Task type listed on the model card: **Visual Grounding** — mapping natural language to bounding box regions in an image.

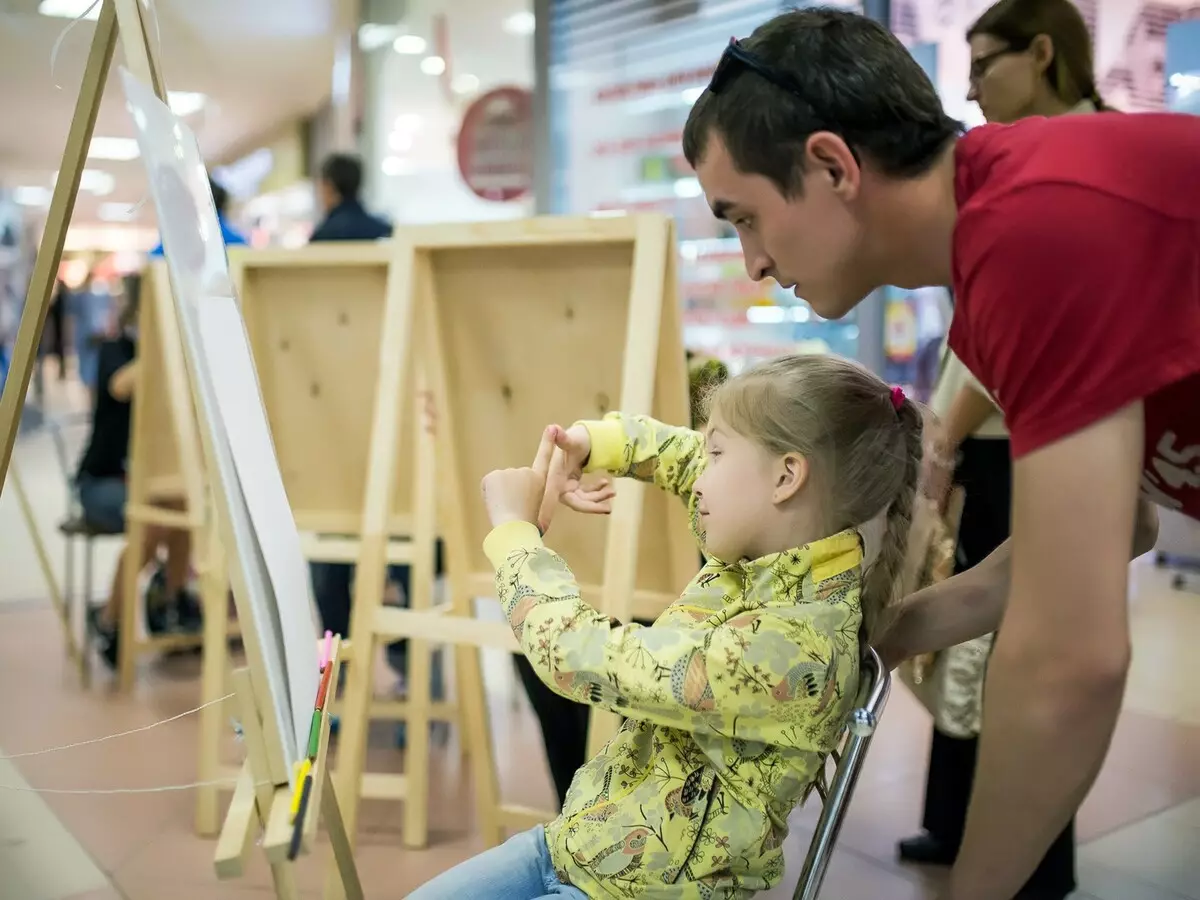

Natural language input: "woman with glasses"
[897,1,1107,897]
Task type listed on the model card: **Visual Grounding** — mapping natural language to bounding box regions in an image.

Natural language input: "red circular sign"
[456,87,534,202]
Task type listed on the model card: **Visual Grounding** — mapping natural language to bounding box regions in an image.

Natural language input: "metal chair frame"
[791,646,892,900]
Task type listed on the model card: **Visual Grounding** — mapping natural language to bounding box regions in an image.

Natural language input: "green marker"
[307,709,321,758]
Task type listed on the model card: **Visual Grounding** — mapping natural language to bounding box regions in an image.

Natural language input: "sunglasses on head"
[709,37,808,100]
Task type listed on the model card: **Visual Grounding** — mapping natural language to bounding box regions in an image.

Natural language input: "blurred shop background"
[3,0,1200,396]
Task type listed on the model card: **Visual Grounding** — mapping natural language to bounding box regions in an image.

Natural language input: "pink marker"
[320,630,333,671]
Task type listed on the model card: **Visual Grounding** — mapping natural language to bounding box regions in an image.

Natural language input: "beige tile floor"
[1,373,1199,899]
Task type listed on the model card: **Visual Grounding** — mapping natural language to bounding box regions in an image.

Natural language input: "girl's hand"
[481,427,558,529]
[538,424,616,534]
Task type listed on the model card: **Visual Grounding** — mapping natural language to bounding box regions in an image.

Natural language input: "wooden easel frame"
[136,263,238,838]
[326,214,694,896]
[214,640,362,900]
[217,245,468,851]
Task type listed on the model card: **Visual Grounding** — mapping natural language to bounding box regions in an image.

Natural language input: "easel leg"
[119,515,147,691]
[322,766,365,900]
[196,524,230,836]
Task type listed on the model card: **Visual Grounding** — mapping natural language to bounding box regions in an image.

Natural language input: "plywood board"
[231,246,415,537]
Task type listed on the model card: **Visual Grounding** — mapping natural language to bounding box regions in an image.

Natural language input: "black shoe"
[144,565,171,634]
[86,606,119,671]
[897,833,957,866]
[174,588,204,633]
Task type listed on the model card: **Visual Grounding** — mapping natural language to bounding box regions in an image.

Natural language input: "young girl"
[412,354,923,899]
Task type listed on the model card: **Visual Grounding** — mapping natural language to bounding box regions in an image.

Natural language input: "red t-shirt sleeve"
[950,182,1200,458]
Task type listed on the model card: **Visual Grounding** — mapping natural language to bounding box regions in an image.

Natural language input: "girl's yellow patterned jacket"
[482,413,865,899]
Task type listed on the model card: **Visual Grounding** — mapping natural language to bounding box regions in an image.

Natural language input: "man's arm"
[941,381,999,448]
[947,403,1143,899]
[878,497,1157,669]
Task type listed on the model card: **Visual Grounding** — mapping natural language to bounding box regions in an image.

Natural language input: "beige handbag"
[897,489,994,739]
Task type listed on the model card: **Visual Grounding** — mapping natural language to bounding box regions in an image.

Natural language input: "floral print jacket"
[481,413,864,899]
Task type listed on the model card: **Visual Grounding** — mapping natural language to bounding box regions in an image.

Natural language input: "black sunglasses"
[706,36,858,162]
[709,37,808,100]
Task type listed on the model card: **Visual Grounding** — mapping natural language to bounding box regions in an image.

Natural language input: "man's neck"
[867,140,960,289]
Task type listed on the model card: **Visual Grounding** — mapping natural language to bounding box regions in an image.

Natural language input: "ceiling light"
[89,136,139,161]
[393,34,427,55]
[388,131,413,151]
[168,91,206,117]
[381,156,413,177]
[358,23,399,52]
[98,202,137,222]
[14,186,51,207]
[393,113,422,131]
[420,55,446,75]
[452,73,480,94]
[37,0,99,20]
[503,11,535,35]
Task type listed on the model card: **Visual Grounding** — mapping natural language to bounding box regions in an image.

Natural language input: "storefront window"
[547,0,863,375]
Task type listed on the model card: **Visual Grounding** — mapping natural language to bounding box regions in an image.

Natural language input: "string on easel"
[0,692,234,760]
[0,777,248,795]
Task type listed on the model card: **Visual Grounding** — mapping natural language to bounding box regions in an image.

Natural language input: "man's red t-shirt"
[950,112,1200,521]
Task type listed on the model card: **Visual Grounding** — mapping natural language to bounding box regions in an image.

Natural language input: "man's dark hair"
[208,178,229,215]
[683,7,962,195]
[320,153,364,203]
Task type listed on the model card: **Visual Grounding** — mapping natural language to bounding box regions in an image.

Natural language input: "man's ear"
[804,131,860,198]
[774,452,809,504]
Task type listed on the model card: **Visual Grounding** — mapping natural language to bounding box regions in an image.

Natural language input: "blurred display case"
[546,0,865,374]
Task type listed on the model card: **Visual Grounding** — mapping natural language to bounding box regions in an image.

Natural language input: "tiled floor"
[2,373,1200,899]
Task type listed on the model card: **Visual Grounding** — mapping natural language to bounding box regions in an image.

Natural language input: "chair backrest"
[790,646,892,900]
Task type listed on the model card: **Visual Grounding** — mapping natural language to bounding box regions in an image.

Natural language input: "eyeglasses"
[969,41,1031,84]
[709,37,808,100]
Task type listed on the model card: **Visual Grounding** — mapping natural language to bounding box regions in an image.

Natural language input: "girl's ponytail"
[860,398,924,645]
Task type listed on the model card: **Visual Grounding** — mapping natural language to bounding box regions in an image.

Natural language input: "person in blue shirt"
[148,177,247,257]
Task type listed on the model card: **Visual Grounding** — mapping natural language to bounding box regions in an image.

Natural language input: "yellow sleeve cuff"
[577,418,627,474]
[482,520,544,570]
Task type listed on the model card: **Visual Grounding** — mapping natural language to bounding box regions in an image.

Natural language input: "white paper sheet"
[119,69,319,778]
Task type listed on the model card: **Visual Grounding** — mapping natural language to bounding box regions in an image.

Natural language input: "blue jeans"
[77,474,127,532]
[408,826,586,899]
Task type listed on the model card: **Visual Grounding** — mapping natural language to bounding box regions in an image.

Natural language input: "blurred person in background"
[149,176,247,257]
[310,153,393,242]
[70,268,115,406]
[79,291,201,669]
[896,1,1108,895]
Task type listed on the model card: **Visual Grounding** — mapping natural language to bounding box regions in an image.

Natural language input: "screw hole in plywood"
[310,383,320,398]
[565,306,575,321]
[596,392,610,414]
[501,384,513,402]
[338,311,349,326]
[280,339,290,352]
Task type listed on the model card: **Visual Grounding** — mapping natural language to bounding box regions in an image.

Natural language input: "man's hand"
[537,423,615,534]
[948,403,1142,898]
[481,426,559,529]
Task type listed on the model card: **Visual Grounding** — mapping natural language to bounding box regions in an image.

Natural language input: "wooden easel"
[135,263,239,838]
[0,0,162,490]
[224,242,466,841]
[214,639,362,900]
[325,213,695,895]
[0,0,233,836]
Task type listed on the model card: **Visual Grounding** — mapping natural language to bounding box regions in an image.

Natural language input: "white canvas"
[119,69,320,780]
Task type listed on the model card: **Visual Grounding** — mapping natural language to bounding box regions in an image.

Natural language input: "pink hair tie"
[890,386,906,411]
